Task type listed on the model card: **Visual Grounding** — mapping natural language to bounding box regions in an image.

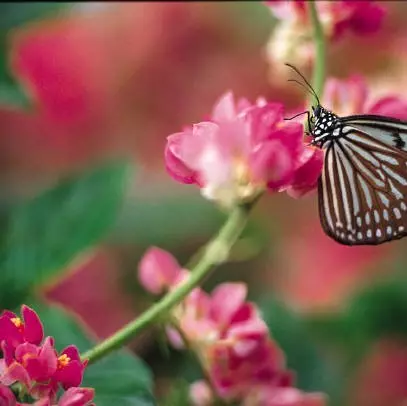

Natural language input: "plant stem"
[81,202,254,364]
[308,0,326,101]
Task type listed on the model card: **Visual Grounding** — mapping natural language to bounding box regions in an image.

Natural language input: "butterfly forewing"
[318,122,407,245]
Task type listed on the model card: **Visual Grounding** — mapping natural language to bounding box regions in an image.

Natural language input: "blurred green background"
[1,2,407,405]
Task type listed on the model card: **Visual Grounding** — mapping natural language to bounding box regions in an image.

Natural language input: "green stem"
[81,203,254,364]
[309,0,326,102]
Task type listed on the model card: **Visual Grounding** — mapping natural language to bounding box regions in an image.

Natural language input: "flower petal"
[165,132,200,185]
[0,384,16,406]
[138,247,182,294]
[209,283,247,327]
[21,305,44,345]
[287,147,324,198]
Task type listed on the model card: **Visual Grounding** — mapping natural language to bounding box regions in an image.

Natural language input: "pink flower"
[323,75,407,120]
[138,247,184,295]
[168,281,289,401]
[52,346,87,390]
[0,384,16,406]
[0,305,44,350]
[1,337,57,391]
[165,91,322,206]
[208,337,287,400]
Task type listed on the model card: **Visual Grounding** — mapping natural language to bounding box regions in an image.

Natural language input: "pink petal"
[2,341,15,367]
[0,361,31,388]
[165,326,185,349]
[0,317,22,348]
[0,384,16,406]
[209,283,247,327]
[349,2,386,35]
[37,337,58,378]
[60,345,81,362]
[211,91,237,122]
[15,342,39,362]
[138,247,182,294]
[165,132,200,185]
[227,318,269,344]
[54,360,84,389]
[250,140,295,189]
[287,147,324,198]
[246,103,285,144]
[21,305,44,345]
[59,387,95,406]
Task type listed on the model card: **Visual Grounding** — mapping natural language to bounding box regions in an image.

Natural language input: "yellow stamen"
[10,317,22,328]
[58,354,71,369]
[10,317,24,333]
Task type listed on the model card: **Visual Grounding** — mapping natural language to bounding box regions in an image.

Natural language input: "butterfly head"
[310,104,339,146]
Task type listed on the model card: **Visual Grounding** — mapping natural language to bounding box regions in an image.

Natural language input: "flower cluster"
[265,1,386,74]
[0,305,94,406]
[165,91,323,207]
[138,247,326,406]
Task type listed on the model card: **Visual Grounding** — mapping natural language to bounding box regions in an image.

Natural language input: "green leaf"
[0,162,129,309]
[0,3,72,107]
[30,300,156,406]
[258,297,343,402]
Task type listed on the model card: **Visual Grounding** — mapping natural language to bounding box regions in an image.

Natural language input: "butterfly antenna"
[285,63,320,105]
[284,110,309,121]
[287,79,316,100]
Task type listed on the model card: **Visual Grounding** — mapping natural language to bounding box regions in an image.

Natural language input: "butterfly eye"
[312,105,321,117]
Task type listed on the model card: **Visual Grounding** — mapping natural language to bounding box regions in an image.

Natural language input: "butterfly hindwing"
[318,123,407,246]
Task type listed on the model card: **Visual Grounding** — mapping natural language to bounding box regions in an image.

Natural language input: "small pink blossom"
[165,91,322,206]
[138,247,184,295]
[53,346,87,390]
[0,305,92,406]
[1,337,57,392]
[0,305,44,350]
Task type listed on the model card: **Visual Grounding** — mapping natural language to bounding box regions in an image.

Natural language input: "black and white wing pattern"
[318,115,407,245]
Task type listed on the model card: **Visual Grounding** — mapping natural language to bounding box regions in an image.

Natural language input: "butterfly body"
[310,106,407,246]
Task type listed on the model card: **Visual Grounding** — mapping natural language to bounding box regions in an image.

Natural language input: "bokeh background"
[2,2,407,405]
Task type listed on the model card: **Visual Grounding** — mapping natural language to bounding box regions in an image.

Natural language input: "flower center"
[10,317,24,333]
[57,354,71,369]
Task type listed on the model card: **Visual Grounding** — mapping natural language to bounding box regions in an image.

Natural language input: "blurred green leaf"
[111,192,225,249]
[0,162,129,309]
[31,300,156,406]
[0,3,72,107]
[158,380,190,406]
[258,297,343,402]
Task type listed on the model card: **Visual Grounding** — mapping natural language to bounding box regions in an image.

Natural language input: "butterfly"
[285,63,407,246]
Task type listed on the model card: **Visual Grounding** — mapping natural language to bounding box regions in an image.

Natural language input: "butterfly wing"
[318,117,407,245]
